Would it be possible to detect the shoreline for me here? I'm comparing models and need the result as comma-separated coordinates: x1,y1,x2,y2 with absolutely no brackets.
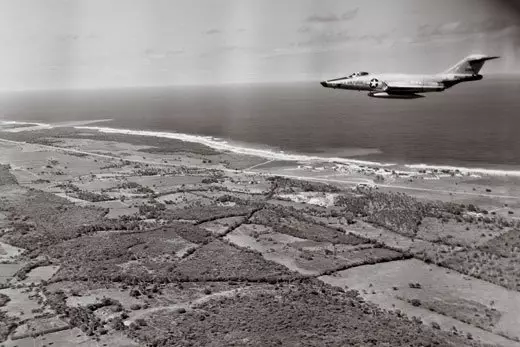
2,119,520,177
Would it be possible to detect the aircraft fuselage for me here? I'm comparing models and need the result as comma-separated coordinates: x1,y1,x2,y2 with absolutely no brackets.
321,73,482,93
320,54,498,98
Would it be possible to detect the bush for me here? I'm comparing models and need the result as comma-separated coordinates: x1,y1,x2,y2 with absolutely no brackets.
135,318,147,327
409,299,421,307
345,211,355,224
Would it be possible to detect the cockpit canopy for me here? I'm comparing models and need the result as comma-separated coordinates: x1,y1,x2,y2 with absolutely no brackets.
347,71,369,78
327,71,370,82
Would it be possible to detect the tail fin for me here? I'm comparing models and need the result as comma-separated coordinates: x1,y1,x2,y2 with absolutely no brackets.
443,54,499,75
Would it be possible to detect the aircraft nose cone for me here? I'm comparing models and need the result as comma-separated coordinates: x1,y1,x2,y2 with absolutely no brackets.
320,81,328,87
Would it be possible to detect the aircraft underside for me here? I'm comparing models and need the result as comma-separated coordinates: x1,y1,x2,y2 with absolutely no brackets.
368,92,425,99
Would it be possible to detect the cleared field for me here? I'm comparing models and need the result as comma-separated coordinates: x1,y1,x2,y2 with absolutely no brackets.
0,242,24,262
0,264,22,285
157,191,213,208
0,288,46,320
2,327,139,347
198,216,246,235
320,258,520,346
171,239,296,282
65,288,142,310
275,192,339,207
225,224,404,276
417,217,508,247
127,175,208,191
10,316,69,340
20,265,60,285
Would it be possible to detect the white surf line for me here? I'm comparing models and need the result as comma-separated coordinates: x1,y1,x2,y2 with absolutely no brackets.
0,119,112,127
2,137,520,201
406,163,520,177
0,119,113,134
244,159,276,171
0,120,51,127
75,125,395,168
77,125,520,178
7,121,520,177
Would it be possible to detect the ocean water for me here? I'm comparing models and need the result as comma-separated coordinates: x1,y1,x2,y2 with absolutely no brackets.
1,77,519,171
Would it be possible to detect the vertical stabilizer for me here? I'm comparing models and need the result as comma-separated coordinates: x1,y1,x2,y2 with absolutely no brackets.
443,54,499,75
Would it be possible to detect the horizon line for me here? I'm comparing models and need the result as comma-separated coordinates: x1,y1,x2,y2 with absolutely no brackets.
0,72,519,93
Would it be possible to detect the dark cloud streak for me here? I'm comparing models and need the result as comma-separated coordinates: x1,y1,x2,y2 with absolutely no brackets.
205,29,221,35
305,8,358,23
416,18,519,42
296,30,388,48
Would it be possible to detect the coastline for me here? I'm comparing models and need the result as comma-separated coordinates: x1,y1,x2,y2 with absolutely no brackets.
3,119,520,177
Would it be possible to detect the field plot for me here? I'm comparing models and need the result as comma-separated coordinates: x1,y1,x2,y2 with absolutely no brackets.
0,287,46,320
0,264,22,285
71,178,123,193
157,192,213,209
127,281,477,347
127,175,208,192
275,191,339,207
64,288,143,310
2,327,139,347
171,239,296,282
432,228,520,292
100,203,139,219
0,242,24,263
321,217,445,254
161,205,255,223
225,223,404,276
10,316,69,340
220,179,271,195
321,258,520,346
198,216,246,235
47,225,206,282
481,229,520,257
20,265,60,285
417,217,508,247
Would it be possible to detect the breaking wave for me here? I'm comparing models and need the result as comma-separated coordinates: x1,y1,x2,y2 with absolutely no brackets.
0,120,52,127
75,126,394,167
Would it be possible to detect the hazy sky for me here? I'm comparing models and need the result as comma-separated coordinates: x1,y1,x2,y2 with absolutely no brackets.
0,0,519,90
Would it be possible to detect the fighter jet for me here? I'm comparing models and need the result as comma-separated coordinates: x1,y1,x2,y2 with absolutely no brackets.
320,54,499,99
